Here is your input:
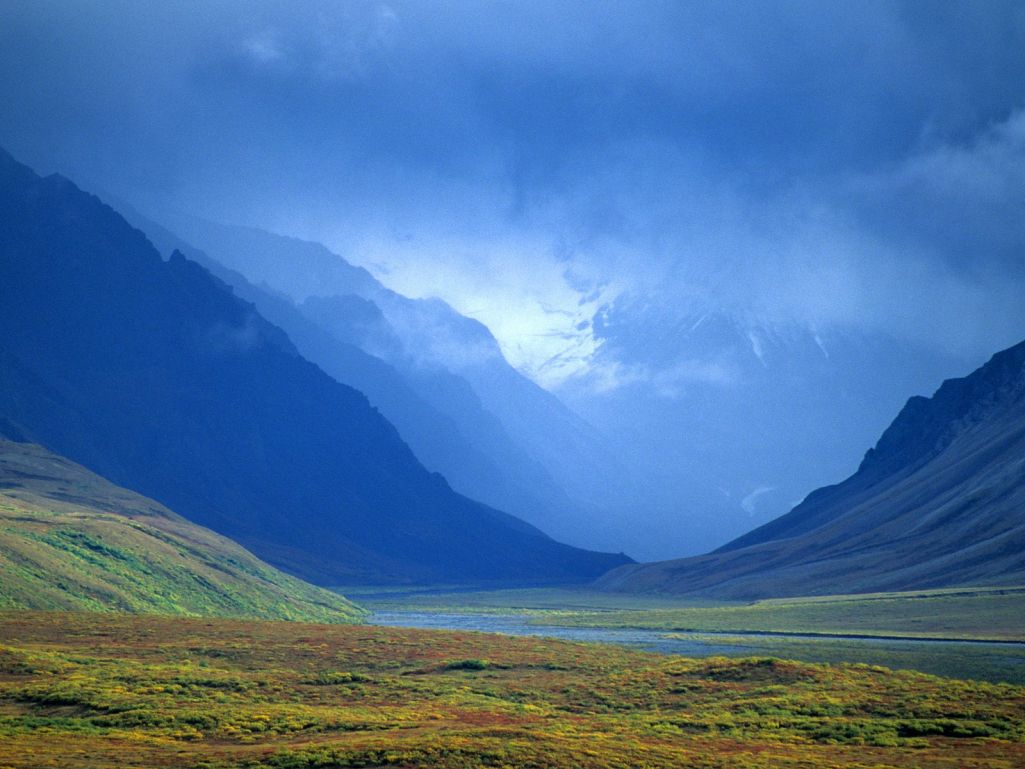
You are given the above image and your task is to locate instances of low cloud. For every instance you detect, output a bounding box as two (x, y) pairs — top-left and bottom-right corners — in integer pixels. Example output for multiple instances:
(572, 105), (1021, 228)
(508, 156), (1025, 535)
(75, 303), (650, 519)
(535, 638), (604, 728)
(741, 486), (777, 515)
(530, 110), (1025, 393)
(344, 230), (621, 386)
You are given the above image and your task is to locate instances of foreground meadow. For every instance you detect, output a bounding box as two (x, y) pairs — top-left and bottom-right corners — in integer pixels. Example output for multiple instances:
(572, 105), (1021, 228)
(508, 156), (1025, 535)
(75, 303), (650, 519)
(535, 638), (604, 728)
(1, 612), (1023, 768)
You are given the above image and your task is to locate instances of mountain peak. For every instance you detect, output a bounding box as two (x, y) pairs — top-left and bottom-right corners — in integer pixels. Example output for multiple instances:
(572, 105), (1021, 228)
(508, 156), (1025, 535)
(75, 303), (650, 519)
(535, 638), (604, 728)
(0, 145), (40, 189)
(859, 338), (1025, 478)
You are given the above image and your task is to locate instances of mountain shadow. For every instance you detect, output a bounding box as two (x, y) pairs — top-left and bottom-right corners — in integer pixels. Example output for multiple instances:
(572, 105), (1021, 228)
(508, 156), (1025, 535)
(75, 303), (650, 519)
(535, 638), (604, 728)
(0, 148), (631, 586)
(110, 205), (577, 543)
(151, 213), (639, 552)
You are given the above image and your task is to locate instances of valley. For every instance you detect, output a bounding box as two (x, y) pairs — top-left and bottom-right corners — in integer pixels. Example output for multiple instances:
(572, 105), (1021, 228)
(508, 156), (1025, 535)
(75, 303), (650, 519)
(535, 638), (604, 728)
(2, 8), (1025, 764)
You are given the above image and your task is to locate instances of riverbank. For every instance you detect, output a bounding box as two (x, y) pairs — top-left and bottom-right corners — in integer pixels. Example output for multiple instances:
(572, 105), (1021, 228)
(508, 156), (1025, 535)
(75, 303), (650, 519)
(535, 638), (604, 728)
(347, 584), (1025, 641)
(367, 609), (1025, 684)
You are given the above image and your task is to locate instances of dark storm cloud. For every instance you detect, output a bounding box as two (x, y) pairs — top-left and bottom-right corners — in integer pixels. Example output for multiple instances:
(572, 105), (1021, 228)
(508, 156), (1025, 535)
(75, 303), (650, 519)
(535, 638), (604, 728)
(5, 1), (1022, 190)
(1, 0), (1024, 380)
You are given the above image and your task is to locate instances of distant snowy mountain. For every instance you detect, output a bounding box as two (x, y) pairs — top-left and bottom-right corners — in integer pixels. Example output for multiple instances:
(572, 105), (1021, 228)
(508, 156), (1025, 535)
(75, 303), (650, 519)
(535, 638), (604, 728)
(557, 294), (972, 558)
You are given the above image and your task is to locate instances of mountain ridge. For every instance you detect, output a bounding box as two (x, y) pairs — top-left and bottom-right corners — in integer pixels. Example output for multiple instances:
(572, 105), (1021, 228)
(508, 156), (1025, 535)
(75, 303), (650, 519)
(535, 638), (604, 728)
(597, 338), (1025, 597)
(0, 148), (630, 586)
(109, 204), (573, 538)
(150, 212), (638, 551)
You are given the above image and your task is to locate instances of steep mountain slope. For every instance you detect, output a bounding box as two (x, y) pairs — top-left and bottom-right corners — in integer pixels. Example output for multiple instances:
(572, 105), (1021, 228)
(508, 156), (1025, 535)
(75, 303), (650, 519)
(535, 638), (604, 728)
(0, 148), (629, 585)
(300, 291), (626, 538)
(598, 339), (1025, 597)
(112, 206), (571, 534)
(153, 214), (639, 551)
(0, 439), (364, 621)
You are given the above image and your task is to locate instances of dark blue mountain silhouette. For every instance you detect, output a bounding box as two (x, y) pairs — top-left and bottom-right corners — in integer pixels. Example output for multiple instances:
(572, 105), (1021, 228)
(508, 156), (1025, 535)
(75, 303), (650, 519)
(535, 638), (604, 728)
(0, 147), (630, 585)
(151, 213), (638, 552)
(111, 205), (575, 540)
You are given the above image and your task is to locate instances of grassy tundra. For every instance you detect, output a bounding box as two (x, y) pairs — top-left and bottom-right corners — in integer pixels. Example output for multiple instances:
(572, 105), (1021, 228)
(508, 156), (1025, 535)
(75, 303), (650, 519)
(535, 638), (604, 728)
(1, 611), (1023, 769)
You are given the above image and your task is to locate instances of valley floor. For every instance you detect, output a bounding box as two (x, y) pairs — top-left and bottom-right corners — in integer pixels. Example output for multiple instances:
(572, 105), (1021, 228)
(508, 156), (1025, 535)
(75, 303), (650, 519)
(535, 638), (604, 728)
(353, 584), (1025, 684)
(345, 584), (1025, 640)
(1, 610), (1024, 769)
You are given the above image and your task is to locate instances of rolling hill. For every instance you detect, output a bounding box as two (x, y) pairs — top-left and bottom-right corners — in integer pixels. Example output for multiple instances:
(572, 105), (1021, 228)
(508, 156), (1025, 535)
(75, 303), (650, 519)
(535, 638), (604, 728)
(0, 147), (629, 586)
(0, 438), (364, 621)
(598, 338), (1025, 597)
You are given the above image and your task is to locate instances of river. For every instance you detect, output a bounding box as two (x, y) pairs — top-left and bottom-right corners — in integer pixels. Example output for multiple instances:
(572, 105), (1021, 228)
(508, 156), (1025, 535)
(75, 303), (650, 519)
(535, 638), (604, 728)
(369, 610), (1025, 684)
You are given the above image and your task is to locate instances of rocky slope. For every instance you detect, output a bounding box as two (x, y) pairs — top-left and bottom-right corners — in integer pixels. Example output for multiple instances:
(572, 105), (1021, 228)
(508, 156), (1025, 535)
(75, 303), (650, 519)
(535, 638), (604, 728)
(598, 339), (1025, 597)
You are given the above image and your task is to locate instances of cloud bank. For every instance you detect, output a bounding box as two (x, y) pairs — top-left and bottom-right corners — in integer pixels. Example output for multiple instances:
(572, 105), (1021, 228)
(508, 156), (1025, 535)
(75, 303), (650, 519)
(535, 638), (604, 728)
(3, 2), (1024, 389)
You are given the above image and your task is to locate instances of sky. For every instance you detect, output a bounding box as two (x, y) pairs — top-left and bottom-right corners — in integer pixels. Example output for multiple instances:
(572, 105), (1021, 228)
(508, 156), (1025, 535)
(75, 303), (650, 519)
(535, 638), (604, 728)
(2, 0), (1025, 557)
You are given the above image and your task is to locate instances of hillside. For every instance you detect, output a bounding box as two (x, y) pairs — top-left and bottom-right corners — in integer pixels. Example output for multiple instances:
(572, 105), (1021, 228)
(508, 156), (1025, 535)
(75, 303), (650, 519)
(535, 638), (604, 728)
(0, 147), (629, 586)
(0, 439), (363, 621)
(598, 339), (1025, 597)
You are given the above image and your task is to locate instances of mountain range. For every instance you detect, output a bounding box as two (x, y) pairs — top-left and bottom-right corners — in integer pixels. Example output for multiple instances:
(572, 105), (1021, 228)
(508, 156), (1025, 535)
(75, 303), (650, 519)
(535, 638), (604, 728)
(146, 212), (638, 553)
(110, 207), (582, 545)
(4, 140), (1021, 604)
(598, 338), (1025, 597)
(0, 147), (629, 587)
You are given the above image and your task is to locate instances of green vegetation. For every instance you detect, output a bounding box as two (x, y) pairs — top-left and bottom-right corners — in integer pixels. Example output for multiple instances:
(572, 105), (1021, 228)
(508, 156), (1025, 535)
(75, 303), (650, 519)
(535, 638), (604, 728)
(356, 585), (1025, 640)
(561, 587), (1025, 640)
(0, 441), (364, 624)
(0, 611), (1022, 768)
(664, 633), (1025, 685)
